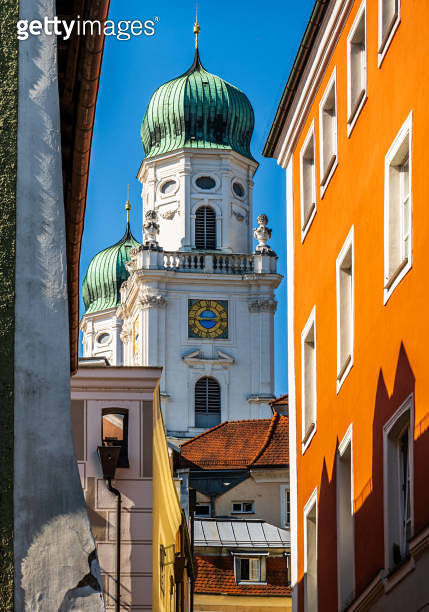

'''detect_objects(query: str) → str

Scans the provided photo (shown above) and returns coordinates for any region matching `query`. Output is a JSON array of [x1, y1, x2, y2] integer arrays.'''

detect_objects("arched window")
[[195, 377, 221, 428], [195, 206, 217, 250]]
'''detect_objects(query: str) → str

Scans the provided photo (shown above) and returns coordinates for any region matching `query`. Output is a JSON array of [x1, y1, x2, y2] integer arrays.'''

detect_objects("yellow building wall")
[[153, 387, 188, 611], [194, 593, 292, 611]]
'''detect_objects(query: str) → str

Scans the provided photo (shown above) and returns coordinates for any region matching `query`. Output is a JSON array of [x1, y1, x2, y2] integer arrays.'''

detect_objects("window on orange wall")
[[301, 307, 316, 450], [304, 489, 318, 612], [347, 1, 367, 134], [319, 69, 337, 195], [336, 228, 354, 391], [337, 427, 355, 610], [383, 395, 413, 572], [300, 121, 316, 237], [378, 0, 400, 63], [384, 113, 412, 302]]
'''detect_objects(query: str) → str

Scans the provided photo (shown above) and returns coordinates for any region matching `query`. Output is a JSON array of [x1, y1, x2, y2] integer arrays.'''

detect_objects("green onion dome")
[[82, 221, 139, 314], [141, 48, 255, 160]]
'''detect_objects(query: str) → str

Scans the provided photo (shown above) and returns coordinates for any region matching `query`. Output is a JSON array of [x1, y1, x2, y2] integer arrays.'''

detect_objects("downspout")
[[107, 479, 121, 612]]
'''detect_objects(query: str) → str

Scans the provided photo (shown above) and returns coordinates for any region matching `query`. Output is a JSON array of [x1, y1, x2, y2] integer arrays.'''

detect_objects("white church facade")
[[80, 40, 282, 438]]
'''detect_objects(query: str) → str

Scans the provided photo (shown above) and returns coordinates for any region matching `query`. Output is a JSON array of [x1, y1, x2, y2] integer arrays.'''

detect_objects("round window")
[[97, 333, 110, 345], [161, 180, 176, 195], [232, 181, 245, 198], [196, 176, 216, 190]]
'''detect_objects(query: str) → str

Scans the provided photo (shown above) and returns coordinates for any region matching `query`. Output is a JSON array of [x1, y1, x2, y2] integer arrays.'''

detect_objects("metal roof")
[[194, 519, 290, 549], [82, 221, 139, 314], [141, 49, 255, 161]]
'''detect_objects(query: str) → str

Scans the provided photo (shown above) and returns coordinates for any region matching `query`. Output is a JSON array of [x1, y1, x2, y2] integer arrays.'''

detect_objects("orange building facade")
[[265, 1, 429, 610]]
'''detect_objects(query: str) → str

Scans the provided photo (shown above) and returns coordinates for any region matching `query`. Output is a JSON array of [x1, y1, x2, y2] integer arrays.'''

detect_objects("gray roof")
[[194, 519, 290, 549]]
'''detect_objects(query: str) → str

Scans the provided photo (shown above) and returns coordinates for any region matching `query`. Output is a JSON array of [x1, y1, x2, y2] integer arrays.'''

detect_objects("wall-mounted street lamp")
[[97, 445, 121, 612]]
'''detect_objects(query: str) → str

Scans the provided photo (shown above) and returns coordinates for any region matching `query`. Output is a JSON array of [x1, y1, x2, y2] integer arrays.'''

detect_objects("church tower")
[[81, 23, 282, 437]]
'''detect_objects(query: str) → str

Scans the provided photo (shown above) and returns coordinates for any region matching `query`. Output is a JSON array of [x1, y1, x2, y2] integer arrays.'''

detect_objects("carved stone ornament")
[[231, 206, 247, 223], [248, 298, 277, 313], [160, 207, 179, 220], [120, 326, 131, 344], [139, 295, 167, 309], [143, 209, 160, 247], [253, 213, 275, 254]]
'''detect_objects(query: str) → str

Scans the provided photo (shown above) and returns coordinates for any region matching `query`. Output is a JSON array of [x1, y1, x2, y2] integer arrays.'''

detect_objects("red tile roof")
[[179, 413, 289, 470], [269, 394, 288, 408], [194, 555, 291, 596], [251, 413, 289, 468]]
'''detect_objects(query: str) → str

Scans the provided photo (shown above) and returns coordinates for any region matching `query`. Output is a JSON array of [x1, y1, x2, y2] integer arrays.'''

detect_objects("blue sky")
[[80, 0, 315, 394]]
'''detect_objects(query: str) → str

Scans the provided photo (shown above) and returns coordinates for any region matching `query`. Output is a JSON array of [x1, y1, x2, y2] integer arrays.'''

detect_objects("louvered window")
[[195, 377, 221, 428], [195, 206, 216, 250]]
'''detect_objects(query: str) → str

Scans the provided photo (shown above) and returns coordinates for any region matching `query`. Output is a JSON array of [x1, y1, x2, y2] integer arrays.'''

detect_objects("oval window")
[[233, 181, 245, 198], [196, 176, 216, 190], [161, 180, 176, 195], [97, 333, 110, 345]]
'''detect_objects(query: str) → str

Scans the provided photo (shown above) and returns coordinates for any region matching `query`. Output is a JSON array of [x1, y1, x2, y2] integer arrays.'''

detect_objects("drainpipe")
[[107, 478, 121, 612]]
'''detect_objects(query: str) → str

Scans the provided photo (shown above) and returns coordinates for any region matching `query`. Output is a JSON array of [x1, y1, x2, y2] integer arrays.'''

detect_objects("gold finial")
[[125, 184, 131, 224], [193, 5, 200, 49]]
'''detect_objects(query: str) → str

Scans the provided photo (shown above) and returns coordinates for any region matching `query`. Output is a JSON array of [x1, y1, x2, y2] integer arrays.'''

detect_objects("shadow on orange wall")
[[296, 343, 429, 611]]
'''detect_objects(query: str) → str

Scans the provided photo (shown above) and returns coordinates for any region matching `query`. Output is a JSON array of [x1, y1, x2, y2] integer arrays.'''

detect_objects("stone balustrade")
[[127, 247, 278, 275]]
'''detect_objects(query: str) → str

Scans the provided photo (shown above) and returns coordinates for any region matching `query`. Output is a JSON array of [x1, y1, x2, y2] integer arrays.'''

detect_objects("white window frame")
[[336, 227, 354, 392], [304, 487, 318, 612], [378, 0, 401, 68], [336, 424, 355, 610], [231, 501, 255, 514], [319, 68, 338, 198], [300, 120, 317, 240], [383, 394, 414, 574], [384, 112, 412, 304], [233, 553, 267, 585], [347, 1, 367, 137], [281, 486, 291, 528], [301, 307, 317, 453]]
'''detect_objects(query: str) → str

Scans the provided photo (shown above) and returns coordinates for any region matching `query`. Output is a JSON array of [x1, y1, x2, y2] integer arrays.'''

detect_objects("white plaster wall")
[[81, 310, 123, 365], [214, 478, 287, 529], [122, 273, 279, 435], [71, 374, 157, 610], [14, 2, 104, 608], [139, 149, 257, 253]]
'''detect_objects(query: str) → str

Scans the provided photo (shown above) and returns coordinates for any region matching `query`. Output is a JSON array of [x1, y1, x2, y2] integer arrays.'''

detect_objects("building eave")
[[57, 0, 111, 374], [262, 0, 330, 159]]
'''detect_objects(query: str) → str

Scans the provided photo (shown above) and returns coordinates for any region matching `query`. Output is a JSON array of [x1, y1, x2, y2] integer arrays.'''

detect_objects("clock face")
[[188, 299, 228, 339]]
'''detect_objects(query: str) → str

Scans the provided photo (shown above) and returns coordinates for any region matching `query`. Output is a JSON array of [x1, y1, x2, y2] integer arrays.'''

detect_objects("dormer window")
[[102, 408, 129, 468], [234, 555, 267, 584]]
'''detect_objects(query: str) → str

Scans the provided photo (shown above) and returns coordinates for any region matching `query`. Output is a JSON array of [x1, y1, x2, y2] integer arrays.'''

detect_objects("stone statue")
[[254, 214, 275, 254], [143, 209, 160, 248]]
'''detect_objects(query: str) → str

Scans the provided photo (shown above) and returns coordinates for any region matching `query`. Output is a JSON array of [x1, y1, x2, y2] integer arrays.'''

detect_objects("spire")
[[193, 5, 200, 49], [125, 185, 132, 235]]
